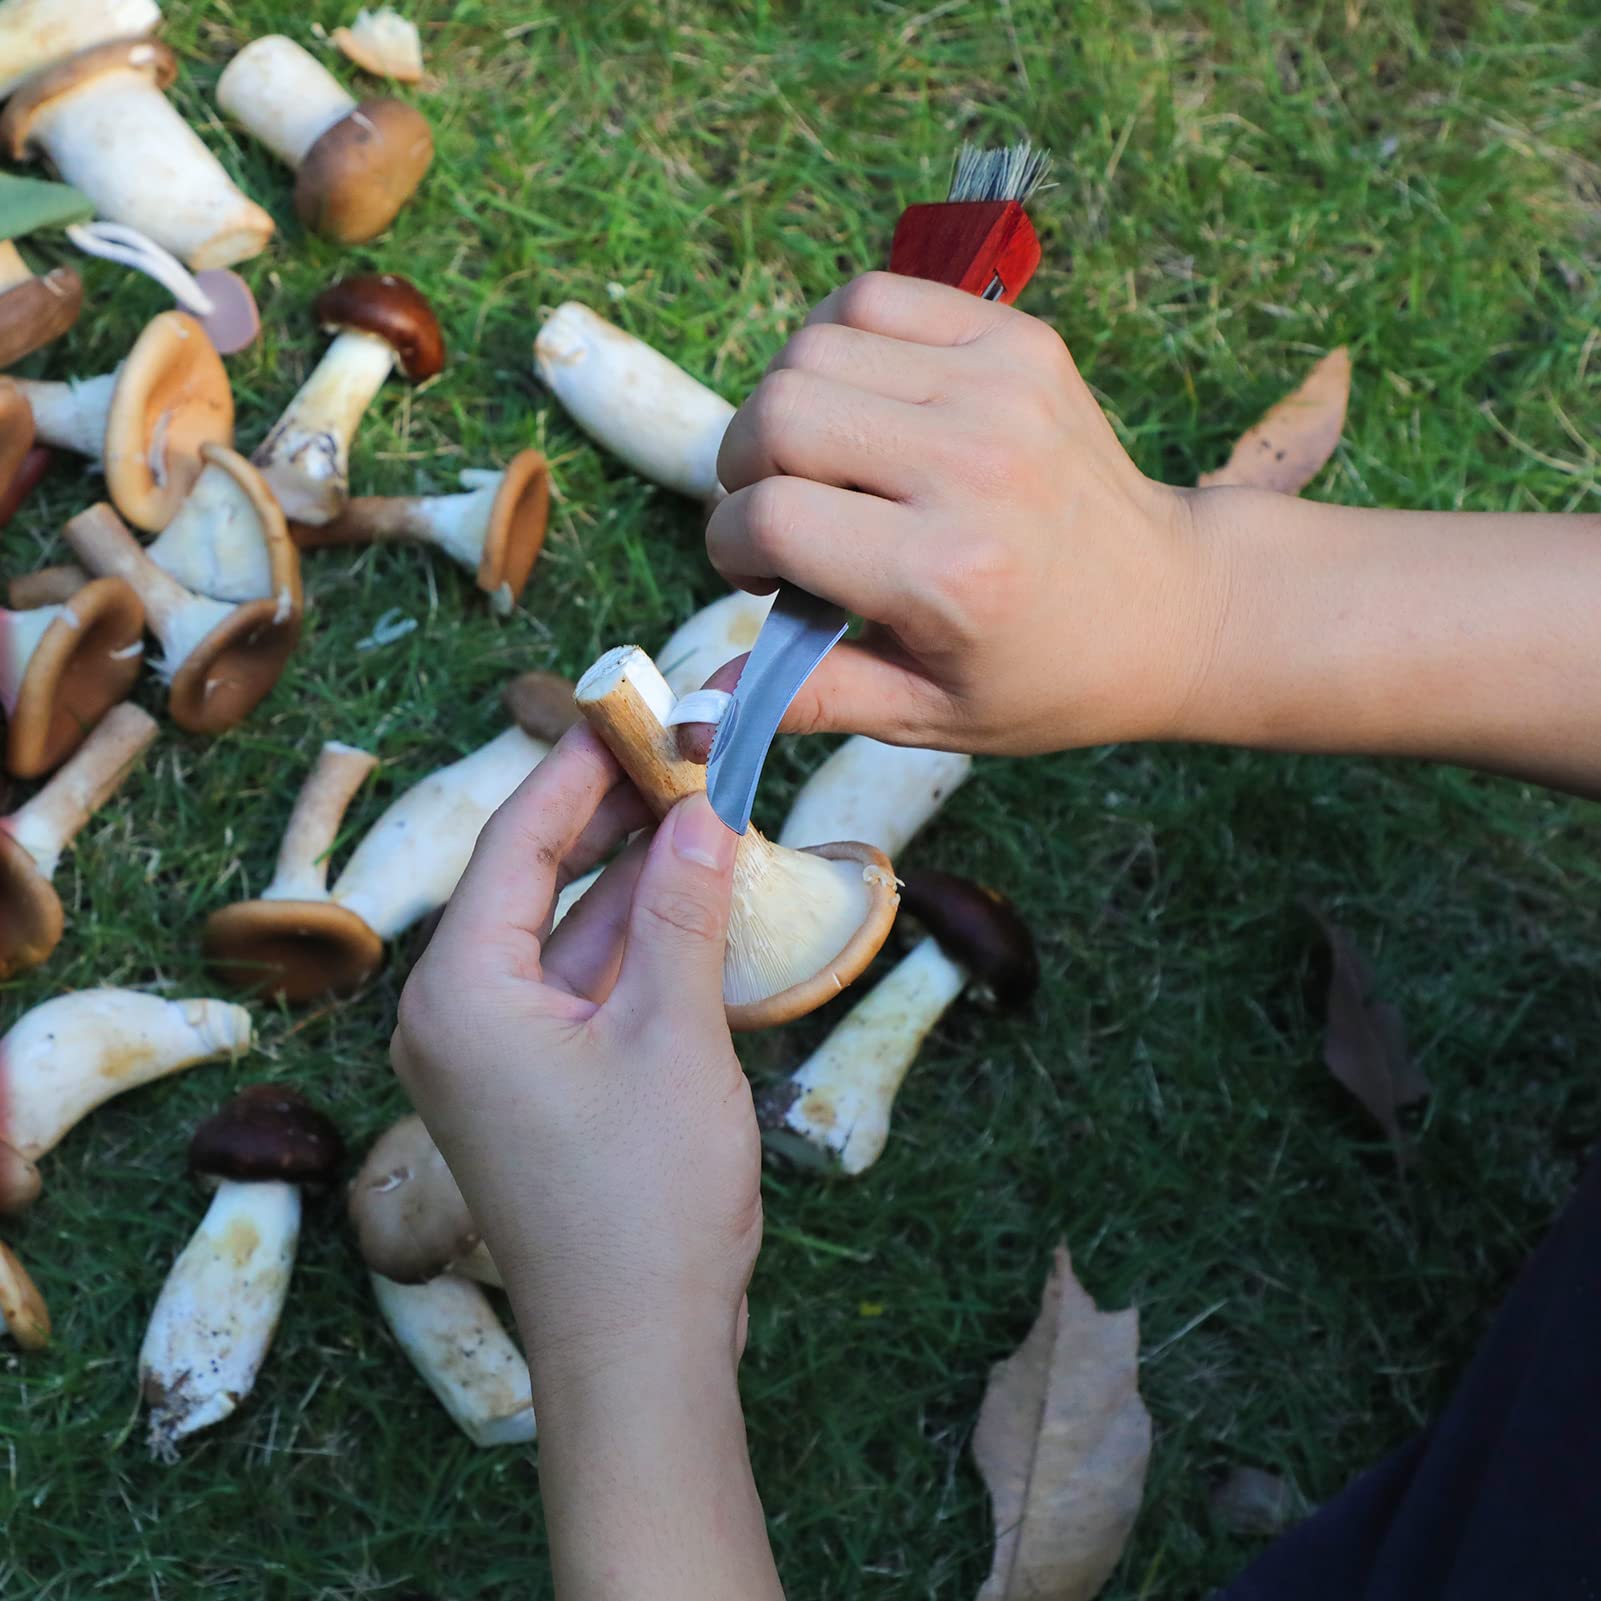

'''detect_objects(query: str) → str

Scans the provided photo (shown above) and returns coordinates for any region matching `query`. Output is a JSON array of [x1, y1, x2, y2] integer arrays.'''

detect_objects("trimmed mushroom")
[[501, 669, 580, 745], [252, 274, 444, 526], [1, 40, 275, 270], [333, 9, 423, 82], [657, 588, 775, 699], [216, 35, 432, 243], [0, 987, 253, 1214], [369, 1273, 535, 1446], [329, 725, 551, 939], [13, 309, 234, 531], [0, 0, 161, 99], [1, 702, 157, 975], [295, 450, 549, 614], [0, 1240, 48, 1349], [779, 739, 972, 858], [758, 869, 1039, 1174], [140, 1084, 343, 1458], [145, 443, 301, 609], [204, 742, 381, 1001], [63, 501, 299, 735], [534, 303, 734, 501], [0, 573, 144, 780], [349, 1113, 488, 1285], [575, 645, 898, 1028], [0, 239, 81, 369]]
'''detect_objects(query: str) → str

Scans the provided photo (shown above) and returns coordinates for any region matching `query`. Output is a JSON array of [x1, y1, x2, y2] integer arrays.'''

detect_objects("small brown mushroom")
[[0, 1239, 49, 1350], [501, 670, 580, 744], [0, 240, 82, 370]]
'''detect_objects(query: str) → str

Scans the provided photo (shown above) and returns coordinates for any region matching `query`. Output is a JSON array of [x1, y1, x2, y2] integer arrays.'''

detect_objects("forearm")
[[521, 1315, 784, 1601], [1177, 488, 1601, 797]]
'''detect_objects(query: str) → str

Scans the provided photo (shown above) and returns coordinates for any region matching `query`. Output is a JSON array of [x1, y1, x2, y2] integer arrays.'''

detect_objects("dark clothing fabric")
[[1217, 1147, 1601, 1601]]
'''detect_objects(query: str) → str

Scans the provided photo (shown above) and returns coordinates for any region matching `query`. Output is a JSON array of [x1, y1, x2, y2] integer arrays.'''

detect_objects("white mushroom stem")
[[62, 503, 235, 684], [13, 371, 117, 461], [0, 239, 32, 293], [253, 330, 396, 525], [767, 937, 967, 1175], [138, 1178, 298, 1459], [0, 0, 161, 98], [0, 990, 252, 1161], [22, 44, 274, 270], [260, 743, 378, 902], [145, 458, 274, 603], [779, 739, 973, 858], [331, 469, 508, 574], [215, 33, 356, 170], [534, 302, 735, 500], [657, 588, 775, 698], [370, 1272, 536, 1447], [1, 703, 157, 879], [331, 727, 551, 938]]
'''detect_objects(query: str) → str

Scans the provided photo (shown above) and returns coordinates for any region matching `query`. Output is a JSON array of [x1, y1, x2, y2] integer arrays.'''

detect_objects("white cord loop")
[[65, 222, 217, 317]]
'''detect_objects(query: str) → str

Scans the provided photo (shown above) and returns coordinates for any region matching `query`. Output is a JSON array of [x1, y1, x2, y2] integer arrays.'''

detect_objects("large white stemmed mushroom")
[[0, 40, 275, 269], [0, 0, 160, 99], [778, 739, 973, 858], [252, 274, 445, 526], [139, 1084, 343, 1458], [575, 645, 899, 1028]]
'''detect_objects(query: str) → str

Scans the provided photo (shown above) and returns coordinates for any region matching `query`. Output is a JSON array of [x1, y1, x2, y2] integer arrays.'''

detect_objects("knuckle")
[[742, 477, 799, 563], [835, 271, 900, 330], [748, 367, 808, 442], [637, 888, 724, 945], [775, 323, 844, 378]]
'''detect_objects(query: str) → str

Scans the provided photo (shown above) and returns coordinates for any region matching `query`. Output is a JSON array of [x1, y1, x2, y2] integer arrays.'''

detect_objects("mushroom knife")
[[705, 140, 1051, 834]]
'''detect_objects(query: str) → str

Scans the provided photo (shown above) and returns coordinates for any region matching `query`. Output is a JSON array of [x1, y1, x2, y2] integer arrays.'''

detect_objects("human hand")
[[703, 271, 1218, 756]]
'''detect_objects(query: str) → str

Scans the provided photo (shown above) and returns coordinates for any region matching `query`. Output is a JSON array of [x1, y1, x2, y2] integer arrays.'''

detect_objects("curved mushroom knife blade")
[[706, 141, 1051, 836]]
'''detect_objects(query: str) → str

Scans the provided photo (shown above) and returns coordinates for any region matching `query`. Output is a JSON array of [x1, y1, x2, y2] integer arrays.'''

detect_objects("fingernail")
[[672, 792, 737, 870]]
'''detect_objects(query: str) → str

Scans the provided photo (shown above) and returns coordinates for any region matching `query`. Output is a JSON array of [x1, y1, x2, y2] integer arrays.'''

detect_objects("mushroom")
[[369, 1272, 535, 1447], [0, 375, 52, 529], [216, 34, 432, 244], [252, 274, 444, 527], [62, 501, 299, 735], [7, 567, 85, 609], [0, 0, 160, 99], [13, 309, 234, 531], [1, 702, 157, 976], [534, 303, 734, 502], [0, 1239, 48, 1350], [778, 739, 972, 858], [758, 870, 1039, 1174], [294, 450, 548, 614], [0, 987, 253, 1214], [656, 588, 775, 699], [0, 239, 81, 370], [501, 669, 581, 745], [0, 570, 144, 780], [1, 40, 275, 270], [333, 8, 423, 83], [575, 645, 898, 1028], [328, 725, 552, 940], [204, 741, 382, 1002], [139, 1084, 343, 1458], [144, 443, 301, 608]]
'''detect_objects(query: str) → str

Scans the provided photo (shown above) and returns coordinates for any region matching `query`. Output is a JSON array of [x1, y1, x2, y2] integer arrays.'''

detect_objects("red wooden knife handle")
[[888, 199, 1042, 304]]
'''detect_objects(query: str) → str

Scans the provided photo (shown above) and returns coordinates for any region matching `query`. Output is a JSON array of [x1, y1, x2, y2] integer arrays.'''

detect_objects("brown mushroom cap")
[[0, 446, 50, 531], [348, 1114, 482, 1283], [5, 576, 145, 779], [0, 1239, 49, 1349], [203, 899, 383, 1003], [167, 597, 300, 736], [313, 274, 444, 380], [0, 266, 82, 370], [0, 38, 177, 161], [105, 312, 235, 532], [0, 830, 63, 979], [0, 1140, 41, 1215], [188, 1084, 344, 1188], [501, 669, 579, 744], [476, 449, 550, 601], [295, 99, 433, 245], [0, 377, 34, 498], [895, 867, 1040, 1011]]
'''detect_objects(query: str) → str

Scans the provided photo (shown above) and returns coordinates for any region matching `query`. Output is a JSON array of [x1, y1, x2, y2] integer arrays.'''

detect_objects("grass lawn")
[[4, 0, 1600, 1595]]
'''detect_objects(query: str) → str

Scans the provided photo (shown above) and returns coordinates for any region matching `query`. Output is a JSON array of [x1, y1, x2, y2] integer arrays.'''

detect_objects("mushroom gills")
[[145, 455, 277, 602], [0, 600, 60, 713], [138, 1177, 299, 1458], [370, 1272, 536, 1447], [778, 738, 973, 858], [215, 34, 355, 168]]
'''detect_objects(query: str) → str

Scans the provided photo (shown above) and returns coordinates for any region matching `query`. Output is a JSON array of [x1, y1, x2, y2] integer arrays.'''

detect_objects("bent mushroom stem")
[[778, 738, 973, 859], [656, 588, 775, 699], [369, 1272, 536, 1447], [0, 0, 162, 99], [575, 645, 899, 1028], [0, 1239, 49, 1349], [534, 302, 734, 501]]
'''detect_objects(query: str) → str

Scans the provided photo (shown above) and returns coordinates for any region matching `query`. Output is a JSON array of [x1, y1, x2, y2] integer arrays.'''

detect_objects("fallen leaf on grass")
[[1199, 348, 1352, 493], [1210, 1465, 1298, 1536], [972, 1244, 1151, 1600], [1306, 905, 1429, 1167]]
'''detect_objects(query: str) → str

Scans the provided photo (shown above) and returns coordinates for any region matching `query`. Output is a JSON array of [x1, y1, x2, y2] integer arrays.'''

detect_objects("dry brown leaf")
[[972, 1243, 1151, 1601], [1199, 348, 1352, 493]]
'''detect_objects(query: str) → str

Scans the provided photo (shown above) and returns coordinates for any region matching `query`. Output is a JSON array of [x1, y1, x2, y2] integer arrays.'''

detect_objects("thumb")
[[613, 792, 739, 1015]]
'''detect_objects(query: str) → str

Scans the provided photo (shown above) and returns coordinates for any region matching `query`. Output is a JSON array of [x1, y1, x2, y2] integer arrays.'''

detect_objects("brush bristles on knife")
[[889, 140, 1051, 303]]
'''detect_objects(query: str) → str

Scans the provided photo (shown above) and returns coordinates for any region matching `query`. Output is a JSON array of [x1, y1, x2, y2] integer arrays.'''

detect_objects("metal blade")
[[704, 585, 848, 833]]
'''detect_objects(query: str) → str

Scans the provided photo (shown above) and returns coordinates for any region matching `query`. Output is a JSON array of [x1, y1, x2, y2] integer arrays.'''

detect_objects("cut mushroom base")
[[0, 702, 158, 976], [204, 741, 382, 1001], [574, 645, 898, 1028], [370, 1272, 535, 1447], [534, 302, 735, 501], [0, 0, 161, 100], [1, 39, 275, 270], [349, 1114, 487, 1285]]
